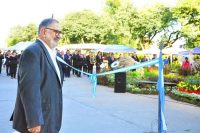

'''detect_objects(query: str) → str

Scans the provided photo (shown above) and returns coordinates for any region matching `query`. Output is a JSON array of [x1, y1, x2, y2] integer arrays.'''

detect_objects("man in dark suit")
[[11, 18, 64, 133], [64, 50, 72, 77], [96, 51, 103, 73], [86, 51, 95, 74]]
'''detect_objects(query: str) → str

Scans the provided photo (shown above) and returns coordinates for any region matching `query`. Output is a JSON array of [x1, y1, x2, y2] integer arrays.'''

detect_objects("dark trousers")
[[62, 67, 66, 77], [72, 64, 76, 75], [96, 65, 101, 73], [0, 62, 2, 74], [65, 67, 71, 77], [74, 65, 78, 76], [88, 65, 93, 74], [10, 65, 17, 78], [83, 65, 87, 75], [76, 65, 82, 77], [6, 65, 10, 75]]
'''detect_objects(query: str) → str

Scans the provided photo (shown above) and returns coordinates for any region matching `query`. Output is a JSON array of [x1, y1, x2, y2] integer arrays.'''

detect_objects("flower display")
[[177, 81, 200, 95]]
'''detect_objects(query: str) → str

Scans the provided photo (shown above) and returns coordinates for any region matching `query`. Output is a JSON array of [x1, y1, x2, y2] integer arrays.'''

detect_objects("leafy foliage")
[[6, 24, 37, 46], [172, 0, 200, 48], [171, 89, 200, 106], [5, 0, 200, 49], [170, 61, 181, 73], [177, 73, 200, 91], [127, 87, 158, 95], [61, 10, 107, 44]]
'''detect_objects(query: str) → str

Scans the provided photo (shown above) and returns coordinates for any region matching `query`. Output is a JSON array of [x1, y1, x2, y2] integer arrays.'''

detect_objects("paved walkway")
[[0, 68, 200, 133]]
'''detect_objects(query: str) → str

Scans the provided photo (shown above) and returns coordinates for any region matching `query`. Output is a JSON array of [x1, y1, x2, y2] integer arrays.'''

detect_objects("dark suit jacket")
[[96, 55, 103, 68], [11, 39, 64, 133], [0, 54, 4, 66], [64, 54, 71, 65]]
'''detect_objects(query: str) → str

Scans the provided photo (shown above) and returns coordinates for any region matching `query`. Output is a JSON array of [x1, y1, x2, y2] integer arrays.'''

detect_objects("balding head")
[[38, 18, 61, 49], [38, 18, 59, 35]]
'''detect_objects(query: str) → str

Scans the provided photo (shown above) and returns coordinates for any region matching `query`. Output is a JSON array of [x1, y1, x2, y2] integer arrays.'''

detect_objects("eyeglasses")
[[45, 27, 62, 35]]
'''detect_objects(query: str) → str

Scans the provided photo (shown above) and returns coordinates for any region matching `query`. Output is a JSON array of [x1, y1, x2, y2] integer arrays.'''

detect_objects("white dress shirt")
[[38, 39, 61, 83]]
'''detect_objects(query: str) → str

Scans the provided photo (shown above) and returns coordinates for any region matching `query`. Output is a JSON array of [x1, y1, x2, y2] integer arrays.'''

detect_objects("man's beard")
[[50, 39, 58, 48], [46, 34, 59, 48]]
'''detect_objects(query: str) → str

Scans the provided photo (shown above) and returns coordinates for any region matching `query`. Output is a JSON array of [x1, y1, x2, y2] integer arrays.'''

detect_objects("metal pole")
[[158, 92, 161, 133], [158, 49, 163, 133]]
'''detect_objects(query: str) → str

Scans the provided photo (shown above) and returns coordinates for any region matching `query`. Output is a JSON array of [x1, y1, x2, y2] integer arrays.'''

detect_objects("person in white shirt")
[[11, 18, 64, 133]]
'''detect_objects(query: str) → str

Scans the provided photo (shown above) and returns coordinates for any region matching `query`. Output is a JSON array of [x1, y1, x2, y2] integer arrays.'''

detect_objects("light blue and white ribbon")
[[57, 56, 159, 96], [57, 53, 167, 132]]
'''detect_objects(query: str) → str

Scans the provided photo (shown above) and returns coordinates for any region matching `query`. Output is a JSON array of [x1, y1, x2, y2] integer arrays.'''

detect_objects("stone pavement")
[[0, 68, 200, 133]]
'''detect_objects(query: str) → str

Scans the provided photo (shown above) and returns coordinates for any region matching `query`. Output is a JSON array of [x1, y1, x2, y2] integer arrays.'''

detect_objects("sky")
[[0, 0, 177, 48]]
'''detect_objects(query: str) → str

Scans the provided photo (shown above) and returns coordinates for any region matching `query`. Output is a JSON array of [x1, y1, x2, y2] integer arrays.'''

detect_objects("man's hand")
[[28, 125, 41, 133]]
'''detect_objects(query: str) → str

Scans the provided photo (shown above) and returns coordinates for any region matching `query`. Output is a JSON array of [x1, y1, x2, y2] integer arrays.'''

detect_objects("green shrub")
[[127, 71, 142, 87], [170, 61, 181, 73], [143, 69, 158, 77], [164, 73, 182, 83], [128, 71, 141, 77], [106, 74, 114, 87], [127, 87, 158, 94], [170, 89, 200, 106], [185, 74, 200, 86], [177, 73, 200, 91]]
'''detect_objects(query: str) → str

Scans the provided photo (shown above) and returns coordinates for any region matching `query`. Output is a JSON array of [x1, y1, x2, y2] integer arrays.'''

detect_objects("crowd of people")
[[1, 48, 198, 79], [0, 50, 21, 79], [0, 48, 159, 80], [0, 49, 113, 79], [55, 49, 103, 77], [0, 49, 177, 79], [54, 50, 160, 78]]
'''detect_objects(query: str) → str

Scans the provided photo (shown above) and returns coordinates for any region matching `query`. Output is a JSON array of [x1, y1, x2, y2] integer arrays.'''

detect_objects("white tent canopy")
[[95, 44, 137, 53], [59, 44, 138, 53], [137, 45, 188, 55], [59, 43, 105, 50], [162, 46, 187, 55], [6, 43, 106, 51], [6, 41, 33, 51], [136, 45, 160, 55], [162, 46, 188, 64]]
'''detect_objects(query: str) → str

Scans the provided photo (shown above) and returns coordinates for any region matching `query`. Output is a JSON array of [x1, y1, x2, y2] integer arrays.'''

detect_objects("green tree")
[[104, 0, 138, 47], [6, 23, 37, 46], [104, 0, 122, 15], [60, 10, 108, 44], [172, 0, 200, 48], [129, 4, 174, 49]]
